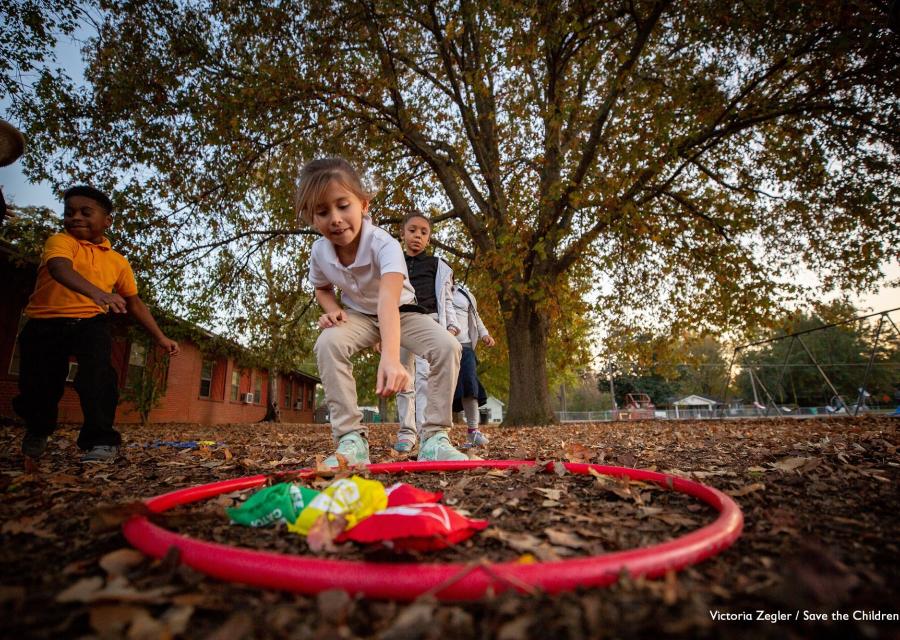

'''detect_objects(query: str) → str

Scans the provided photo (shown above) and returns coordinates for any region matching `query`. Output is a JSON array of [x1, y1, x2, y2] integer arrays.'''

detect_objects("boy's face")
[[402, 216, 431, 256], [63, 195, 112, 244], [311, 179, 368, 258]]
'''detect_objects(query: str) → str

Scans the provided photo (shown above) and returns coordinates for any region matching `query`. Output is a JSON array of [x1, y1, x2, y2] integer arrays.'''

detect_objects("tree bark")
[[262, 371, 281, 423], [501, 294, 556, 425]]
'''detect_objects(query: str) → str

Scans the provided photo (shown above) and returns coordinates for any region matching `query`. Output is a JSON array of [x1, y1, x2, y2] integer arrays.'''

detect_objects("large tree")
[[6, 0, 899, 423]]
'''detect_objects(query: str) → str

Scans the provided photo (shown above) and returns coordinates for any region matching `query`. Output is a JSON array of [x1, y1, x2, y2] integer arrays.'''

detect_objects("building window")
[[307, 384, 314, 409], [284, 378, 292, 410], [66, 361, 78, 382], [126, 343, 147, 388], [230, 369, 240, 401], [253, 374, 262, 404], [199, 360, 214, 398]]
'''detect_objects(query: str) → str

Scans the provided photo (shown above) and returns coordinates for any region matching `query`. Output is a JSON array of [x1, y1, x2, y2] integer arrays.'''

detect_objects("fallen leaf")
[[616, 452, 637, 467], [534, 488, 563, 501], [91, 502, 153, 533], [771, 456, 808, 472], [544, 528, 590, 550], [653, 513, 698, 528], [160, 604, 195, 635], [1, 514, 55, 539], [127, 609, 168, 640], [56, 576, 104, 603], [482, 528, 560, 561], [564, 443, 594, 463], [205, 611, 254, 640], [382, 602, 435, 640], [307, 513, 348, 553], [88, 604, 148, 637], [317, 589, 353, 624], [498, 614, 534, 640], [99, 549, 145, 578], [552, 461, 567, 477], [727, 482, 766, 497], [663, 570, 678, 605]]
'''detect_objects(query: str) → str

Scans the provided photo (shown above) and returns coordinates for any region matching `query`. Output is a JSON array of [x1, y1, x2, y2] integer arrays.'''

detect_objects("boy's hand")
[[375, 358, 410, 397], [318, 309, 348, 328], [158, 336, 180, 355], [93, 291, 127, 314], [481, 334, 496, 347]]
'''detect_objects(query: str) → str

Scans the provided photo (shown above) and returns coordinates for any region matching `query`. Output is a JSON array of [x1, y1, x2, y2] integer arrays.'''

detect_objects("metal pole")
[[722, 348, 738, 409], [855, 316, 884, 416], [751, 367, 783, 416], [738, 306, 900, 349], [608, 366, 618, 411], [884, 312, 900, 340], [795, 334, 848, 413], [773, 337, 796, 407]]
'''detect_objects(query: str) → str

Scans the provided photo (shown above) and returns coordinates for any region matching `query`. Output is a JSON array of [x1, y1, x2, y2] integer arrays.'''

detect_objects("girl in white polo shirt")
[[295, 158, 468, 465]]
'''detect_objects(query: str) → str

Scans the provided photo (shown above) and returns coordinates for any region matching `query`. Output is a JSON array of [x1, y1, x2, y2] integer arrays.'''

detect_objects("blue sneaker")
[[461, 430, 489, 449], [417, 432, 468, 462], [323, 432, 370, 467], [393, 437, 416, 453]]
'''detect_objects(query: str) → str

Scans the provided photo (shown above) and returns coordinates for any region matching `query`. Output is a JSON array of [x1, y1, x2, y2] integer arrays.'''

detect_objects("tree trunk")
[[502, 294, 556, 425], [262, 371, 281, 423], [378, 396, 388, 424]]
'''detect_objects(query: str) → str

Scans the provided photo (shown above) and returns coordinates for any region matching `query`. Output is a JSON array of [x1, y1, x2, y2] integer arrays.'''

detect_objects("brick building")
[[0, 242, 319, 425]]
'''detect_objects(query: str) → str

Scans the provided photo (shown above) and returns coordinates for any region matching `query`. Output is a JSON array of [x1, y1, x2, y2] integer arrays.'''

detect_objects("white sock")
[[463, 396, 479, 430]]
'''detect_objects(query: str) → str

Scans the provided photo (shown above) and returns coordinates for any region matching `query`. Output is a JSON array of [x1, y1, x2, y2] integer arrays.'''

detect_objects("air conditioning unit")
[[243, 393, 255, 403], [294, 401, 303, 410]]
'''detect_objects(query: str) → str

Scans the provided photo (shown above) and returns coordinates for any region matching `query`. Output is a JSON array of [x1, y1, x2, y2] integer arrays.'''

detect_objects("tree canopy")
[[5, 0, 899, 423]]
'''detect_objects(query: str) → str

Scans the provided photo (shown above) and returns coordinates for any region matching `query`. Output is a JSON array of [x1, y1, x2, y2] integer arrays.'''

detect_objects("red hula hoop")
[[122, 460, 743, 601]]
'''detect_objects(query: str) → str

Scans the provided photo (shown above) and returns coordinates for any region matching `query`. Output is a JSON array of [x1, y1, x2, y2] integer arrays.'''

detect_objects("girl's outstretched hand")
[[376, 358, 410, 397], [481, 334, 496, 347], [318, 309, 348, 328]]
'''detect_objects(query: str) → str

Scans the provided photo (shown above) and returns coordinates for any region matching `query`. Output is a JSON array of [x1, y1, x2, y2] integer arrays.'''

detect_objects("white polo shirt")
[[308, 217, 416, 315]]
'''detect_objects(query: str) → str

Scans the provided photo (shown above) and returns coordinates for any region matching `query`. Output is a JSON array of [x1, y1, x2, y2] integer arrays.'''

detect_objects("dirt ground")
[[1, 416, 898, 639]]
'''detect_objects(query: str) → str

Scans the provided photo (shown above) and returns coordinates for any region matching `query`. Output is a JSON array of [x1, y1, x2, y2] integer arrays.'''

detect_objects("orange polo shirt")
[[25, 232, 139, 319]]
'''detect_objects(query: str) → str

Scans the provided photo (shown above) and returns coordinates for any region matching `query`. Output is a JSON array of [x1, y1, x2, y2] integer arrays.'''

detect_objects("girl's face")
[[402, 216, 431, 256], [312, 179, 369, 261]]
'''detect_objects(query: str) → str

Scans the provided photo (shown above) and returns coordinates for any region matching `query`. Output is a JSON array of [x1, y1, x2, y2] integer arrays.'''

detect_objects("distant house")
[[482, 395, 504, 423], [673, 394, 718, 408], [0, 241, 319, 425], [672, 394, 718, 418]]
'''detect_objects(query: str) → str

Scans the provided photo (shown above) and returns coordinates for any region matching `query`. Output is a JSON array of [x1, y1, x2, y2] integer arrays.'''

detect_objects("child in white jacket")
[[393, 212, 464, 456]]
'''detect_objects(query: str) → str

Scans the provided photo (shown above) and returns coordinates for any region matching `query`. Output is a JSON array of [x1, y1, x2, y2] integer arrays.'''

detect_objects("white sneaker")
[[417, 432, 467, 461], [323, 432, 370, 467]]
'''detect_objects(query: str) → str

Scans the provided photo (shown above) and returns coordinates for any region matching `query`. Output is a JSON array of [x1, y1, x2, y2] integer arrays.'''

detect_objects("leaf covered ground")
[[1, 416, 898, 639]]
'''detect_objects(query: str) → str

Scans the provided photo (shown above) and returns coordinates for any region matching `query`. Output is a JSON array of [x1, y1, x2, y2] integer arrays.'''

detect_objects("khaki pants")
[[314, 311, 461, 443], [396, 312, 438, 440]]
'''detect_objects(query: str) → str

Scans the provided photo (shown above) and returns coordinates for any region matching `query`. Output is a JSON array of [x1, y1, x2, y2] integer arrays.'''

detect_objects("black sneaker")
[[21, 433, 48, 459], [81, 445, 119, 463]]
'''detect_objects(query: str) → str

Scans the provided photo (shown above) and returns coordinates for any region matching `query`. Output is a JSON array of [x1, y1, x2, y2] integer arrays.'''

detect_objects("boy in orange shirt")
[[14, 186, 179, 462]]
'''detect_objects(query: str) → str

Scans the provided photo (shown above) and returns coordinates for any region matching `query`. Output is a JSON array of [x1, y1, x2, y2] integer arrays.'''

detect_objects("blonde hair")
[[294, 157, 375, 226]]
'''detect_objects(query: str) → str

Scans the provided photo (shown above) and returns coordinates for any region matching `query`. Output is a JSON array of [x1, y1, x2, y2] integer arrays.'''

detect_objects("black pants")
[[13, 315, 121, 449]]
